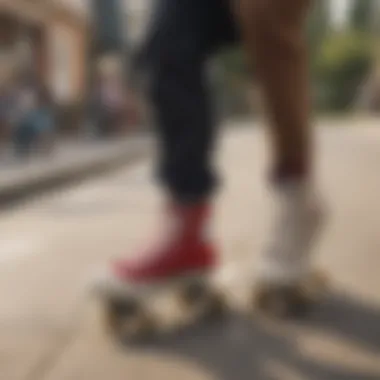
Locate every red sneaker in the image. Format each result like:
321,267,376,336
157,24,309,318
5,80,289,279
96,203,217,296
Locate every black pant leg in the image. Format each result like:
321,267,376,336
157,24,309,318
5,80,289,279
141,0,237,203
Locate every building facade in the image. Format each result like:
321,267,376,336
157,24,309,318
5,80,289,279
0,0,89,104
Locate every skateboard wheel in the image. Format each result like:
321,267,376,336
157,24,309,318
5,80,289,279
254,286,310,318
253,270,329,318
203,291,226,319
179,282,226,320
103,298,154,342
180,282,210,306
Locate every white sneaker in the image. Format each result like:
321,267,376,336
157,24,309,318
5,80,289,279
257,180,326,285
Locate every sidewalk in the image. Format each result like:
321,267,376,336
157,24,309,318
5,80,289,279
1,123,380,380
0,134,152,207
0,124,380,380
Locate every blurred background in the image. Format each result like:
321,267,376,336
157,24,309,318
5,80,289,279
0,0,379,165
217,0,380,116
0,0,145,166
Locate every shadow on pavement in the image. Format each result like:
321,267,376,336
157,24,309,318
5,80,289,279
124,292,380,380
303,292,380,353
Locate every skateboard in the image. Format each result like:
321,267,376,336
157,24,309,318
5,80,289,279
252,269,329,318
92,265,329,342
94,272,226,342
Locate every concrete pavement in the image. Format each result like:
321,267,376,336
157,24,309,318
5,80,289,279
0,134,152,207
1,122,380,380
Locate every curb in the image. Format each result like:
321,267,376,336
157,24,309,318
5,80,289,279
0,136,152,209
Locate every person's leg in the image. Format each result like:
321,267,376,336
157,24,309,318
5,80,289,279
236,0,311,181
97,0,237,291
143,0,236,203
234,0,325,308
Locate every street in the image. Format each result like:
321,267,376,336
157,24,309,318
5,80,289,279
1,122,380,380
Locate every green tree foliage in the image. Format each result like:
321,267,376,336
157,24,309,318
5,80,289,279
214,47,251,116
218,47,249,79
315,31,373,110
213,0,377,113
308,0,329,61
350,0,374,31
307,1,376,111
